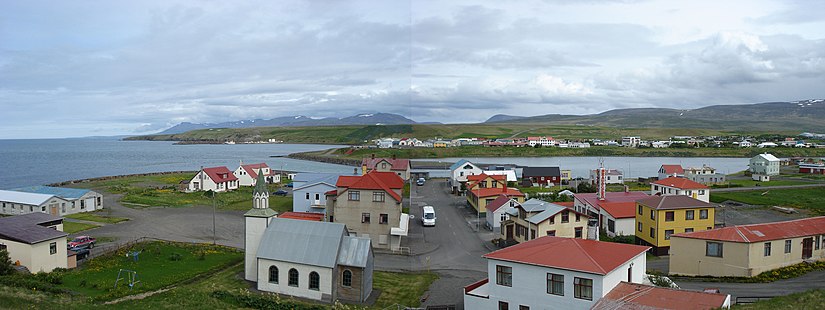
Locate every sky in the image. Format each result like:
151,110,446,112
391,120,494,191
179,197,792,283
1,0,824,139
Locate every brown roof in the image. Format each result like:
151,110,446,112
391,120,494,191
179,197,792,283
336,171,404,202
202,166,238,183
0,213,67,244
660,164,685,175
637,195,711,210
672,216,825,243
600,202,637,219
485,194,517,213
361,158,410,171
575,191,649,211
592,282,729,310
653,177,708,190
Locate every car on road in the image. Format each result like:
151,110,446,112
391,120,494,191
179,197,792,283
67,236,96,249
416,177,426,186
68,246,90,260
272,190,288,196
285,182,294,188
422,206,436,226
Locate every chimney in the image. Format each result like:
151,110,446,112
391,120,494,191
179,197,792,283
371,153,375,159
392,154,397,160
353,167,358,175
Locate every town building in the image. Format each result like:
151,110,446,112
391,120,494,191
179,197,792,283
449,159,483,194
326,171,409,250
658,164,685,180
500,199,590,244
465,174,525,214
589,169,623,185
521,166,562,187
591,282,731,309
361,155,411,180
526,136,555,147
186,166,239,192
621,136,641,147
598,201,637,237
573,191,649,227
651,177,710,203
799,163,825,175
0,189,70,216
684,165,726,185
234,162,281,187
749,153,780,181
635,195,714,256
12,186,103,215
485,194,519,232
669,216,825,277
464,236,649,310
292,173,339,214
0,213,68,273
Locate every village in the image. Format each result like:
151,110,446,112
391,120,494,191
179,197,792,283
1,151,824,309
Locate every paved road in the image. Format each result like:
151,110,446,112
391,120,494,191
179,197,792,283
713,183,825,192
677,270,825,300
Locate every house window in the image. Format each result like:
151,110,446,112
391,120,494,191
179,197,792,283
546,230,556,236
638,222,642,232
379,213,388,224
699,190,705,195
574,277,593,301
269,266,279,283
342,270,353,287
519,306,529,310
381,163,387,169
764,242,772,256
348,191,360,201
700,209,708,219
575,227,583,238
684,228,694,233
288,269,299,287
649,227,655,239
361,213,371,223
306,193,310,199
309,272,320,290
665,211,674,222
685,210,694,220
492,181,498,187
650,210,655,220
561,211,569,223
549,215,555,224
575,214,581,222
547,273,564,296
706,242,723,257
607,219,615,233
664,229,674,240
638,205,642,215
496,265,512,287
498,301,509,310
373,191,385,202
315,193,320,200
785,240,792,253
816,236,821,250
50,242,57,255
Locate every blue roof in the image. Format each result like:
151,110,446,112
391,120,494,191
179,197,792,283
293,173,340,191
449,159,471,171
12,186,91,200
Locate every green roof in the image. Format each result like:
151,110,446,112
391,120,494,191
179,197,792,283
253,168,268,195
244,208,277,218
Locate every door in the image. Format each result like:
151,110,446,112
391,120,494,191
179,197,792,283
803,238,814,259
506,225,514,240
50,205,58,216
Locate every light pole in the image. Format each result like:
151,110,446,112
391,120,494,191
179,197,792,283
476,182,480,232
212,190,217,245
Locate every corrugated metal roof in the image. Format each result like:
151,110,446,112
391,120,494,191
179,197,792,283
257,218,346,268
592,282,729,310
519,199,552,213
449,159,474,171
0,189,56,206
337,236,372,268
0,213,67,244
12,186,92,200
294,174,340,191
673,216,825,243
522,167,561,177
526,203,580,225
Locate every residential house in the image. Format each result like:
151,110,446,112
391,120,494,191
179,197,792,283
527,136,555,147
658,164,685,180
569,142,591,148
621,136,641,147
187,166,239,192
361,155,411,180
635,195,714,256
326,171,408,250
464,236,649,310
560,170,572,181
651,177,710,203
669,216,825,277
573,191,650,228
0,213,68,273
749,153,780,181
0,190,69,216
757,142,778,148
738,141,753,148
799,163,825,174
599,202,637,237
449,159,483,194
591,282,730,309
292,173,340,214
589,169,623,185
466,174,525,214
234,163,281,187
684,165,726,185
501,199,590,244
521,167,562,187
485,195,519,233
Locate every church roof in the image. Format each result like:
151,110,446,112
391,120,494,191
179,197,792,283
253,168,268,195
257,218,347,268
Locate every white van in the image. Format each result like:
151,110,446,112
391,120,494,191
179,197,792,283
422,206,436,227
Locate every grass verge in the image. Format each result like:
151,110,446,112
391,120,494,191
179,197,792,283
64,222,101,233
65,212,129,224
733,289,825,309
371,271,438,309
710,187,825,215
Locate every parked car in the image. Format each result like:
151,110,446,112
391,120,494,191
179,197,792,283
67,236,96,249
285,182,294,188
421,206,436,227
416,177,426,186
68,246,90,260
273,190,288,196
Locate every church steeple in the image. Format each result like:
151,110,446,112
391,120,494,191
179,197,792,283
253,168,269,209
244,166,276,282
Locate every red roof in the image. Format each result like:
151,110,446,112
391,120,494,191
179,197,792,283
660,164,685,175
600,202,637,219
637,195,711,210
554,201,574,208
202,166,238,183
593,282,729,310
336,171,404,202
483,236,649,275
673,216,825,243
469,187,524,198
466,173,507,189
361,157,410,171
653,177,708,189
241,163,270,179
575,191,649,211
486,194,517,213
324,189,337,196
278,212,325,221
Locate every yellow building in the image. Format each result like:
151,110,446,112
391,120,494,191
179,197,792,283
465,174,524,213
635,195,714,256
501,199,588,243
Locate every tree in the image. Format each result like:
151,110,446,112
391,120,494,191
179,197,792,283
577,182,597,193
0,248,13,276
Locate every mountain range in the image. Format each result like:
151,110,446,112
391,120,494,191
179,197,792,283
157,113,424,134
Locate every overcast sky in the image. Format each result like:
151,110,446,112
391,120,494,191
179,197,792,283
1,0,824,138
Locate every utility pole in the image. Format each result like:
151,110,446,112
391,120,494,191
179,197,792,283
476,182,481,232
212,190,217,245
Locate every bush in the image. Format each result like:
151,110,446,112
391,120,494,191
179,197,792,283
169,253,183,261
211,289,328,310
0,248,13,276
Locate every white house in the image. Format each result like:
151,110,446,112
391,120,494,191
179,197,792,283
0,190,70,216
485,194,520,232
598,202,637,237
621,136,640,147
483,169,518,183
187,166,239,192
0,213,68,273
527,136,555,147
738,141,753,148
464,236,649,310
651,177,710,203
757,142,778,148
449,160,483,194
234,163,281,187
658,164,684,180
292,173,339,214
589,169,623,185
749,153,780,181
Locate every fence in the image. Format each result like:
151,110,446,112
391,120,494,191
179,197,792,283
735,296,777,304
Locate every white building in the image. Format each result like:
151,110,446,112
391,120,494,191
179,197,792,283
0,190,69,216
449,160,483,194
0,213,68,273
292,173,339,214
12,186,103,215
651,177,710,203
598,202,637,237
621,136,640,147
527,136,555,147
589,169,623,184
485,194,519,232
483,169,518,183
187,166,239,192
234,162,281,187
464,236,649,310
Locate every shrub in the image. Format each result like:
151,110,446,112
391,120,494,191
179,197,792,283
169,253,183,261
0,248,13,276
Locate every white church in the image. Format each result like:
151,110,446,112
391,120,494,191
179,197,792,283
244,172,374,303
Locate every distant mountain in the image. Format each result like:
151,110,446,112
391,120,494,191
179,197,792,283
157,113,419,134
486,100,825,132
485,114,527,123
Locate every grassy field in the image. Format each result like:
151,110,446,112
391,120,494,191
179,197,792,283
710,188,825,215
371,271,438,309
724,179,816,187
65,212,129,224
64,221,101,233
734,289,825,309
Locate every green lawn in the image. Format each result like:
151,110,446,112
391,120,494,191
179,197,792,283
710,188,825,215
371,271,438,309
64,221,100,233
724,179,816,187
734,289,825,309
65,212,129,224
